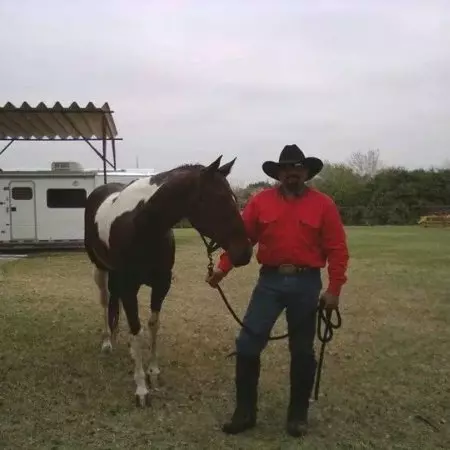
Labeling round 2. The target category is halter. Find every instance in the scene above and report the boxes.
[198,231,342,401]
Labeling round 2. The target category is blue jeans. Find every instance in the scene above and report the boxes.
[235,267,322,357]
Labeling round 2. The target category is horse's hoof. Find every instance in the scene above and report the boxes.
[135,393,151,408]
[101,341,113,353]
[147,372,163,390]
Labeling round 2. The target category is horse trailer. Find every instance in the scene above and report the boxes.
[0,161,155,250]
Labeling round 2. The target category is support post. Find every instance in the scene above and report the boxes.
[102,114,107,184]
[112,137,117,170]
[64,114,115,169]
[0,139,15,157]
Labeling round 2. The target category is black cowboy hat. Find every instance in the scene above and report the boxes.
[262,144,324,181]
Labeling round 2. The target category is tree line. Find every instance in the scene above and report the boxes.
[176,149,450,227]
[234,149,450,226]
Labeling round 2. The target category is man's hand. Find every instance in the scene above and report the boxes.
[205,268,226,288]
[319,291,340,310]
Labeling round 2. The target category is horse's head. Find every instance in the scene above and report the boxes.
[186,156,252,267]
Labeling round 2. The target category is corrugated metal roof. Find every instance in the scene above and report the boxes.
[0,101,118,140]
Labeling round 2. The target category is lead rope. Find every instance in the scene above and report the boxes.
[201,234,290,340]
[198,232,342,400]
[313,305,342,400]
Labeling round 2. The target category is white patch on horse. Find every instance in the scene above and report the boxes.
[147,312,161,388]
[130,329,150,406]
[94,178,160,247]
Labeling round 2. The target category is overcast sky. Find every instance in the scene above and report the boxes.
[0,0,449,184]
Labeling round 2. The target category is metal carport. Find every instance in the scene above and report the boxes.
[0,101,122,183]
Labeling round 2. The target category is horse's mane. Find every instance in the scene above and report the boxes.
[150,163,205,186]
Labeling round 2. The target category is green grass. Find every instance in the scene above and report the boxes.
[0,226,449,449]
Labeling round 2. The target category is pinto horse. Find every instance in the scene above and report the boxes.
[84,156,252,406]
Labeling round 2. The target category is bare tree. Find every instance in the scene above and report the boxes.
[347,149,383,177]
[441,158,450,169]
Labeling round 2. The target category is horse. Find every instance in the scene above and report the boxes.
[84,155,252,407]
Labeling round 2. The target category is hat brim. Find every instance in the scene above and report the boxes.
[262,157,323,181]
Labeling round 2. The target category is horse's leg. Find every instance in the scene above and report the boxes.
[93,266,113,352]
[147,271,172,389]
[120,279,150,407]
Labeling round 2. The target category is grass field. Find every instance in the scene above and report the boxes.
[0,226,449,449]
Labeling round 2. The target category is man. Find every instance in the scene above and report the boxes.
[206,144,349,438]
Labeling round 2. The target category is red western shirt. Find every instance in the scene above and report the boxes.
[218,186,349,296]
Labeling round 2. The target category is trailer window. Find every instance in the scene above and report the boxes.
[12,186,33,200]
[47,188,87,208]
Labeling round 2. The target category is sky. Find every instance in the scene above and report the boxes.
[0,0,449,185]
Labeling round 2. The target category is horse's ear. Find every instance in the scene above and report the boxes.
[217,157,236,177]
[203,155,223,175]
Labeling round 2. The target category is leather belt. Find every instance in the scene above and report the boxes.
[260,264,317,275]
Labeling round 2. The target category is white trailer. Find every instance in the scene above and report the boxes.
[0,161,155,250]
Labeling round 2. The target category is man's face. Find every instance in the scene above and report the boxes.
[278,164,309,195]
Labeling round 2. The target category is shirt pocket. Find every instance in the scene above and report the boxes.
[296,210,322,248]
[257,207,283,244]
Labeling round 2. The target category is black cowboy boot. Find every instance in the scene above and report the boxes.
[286,352,317,438]
[222,353,260,435]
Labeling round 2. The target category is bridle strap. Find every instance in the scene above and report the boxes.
[199,233,221,256]
[198,233,221,274]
